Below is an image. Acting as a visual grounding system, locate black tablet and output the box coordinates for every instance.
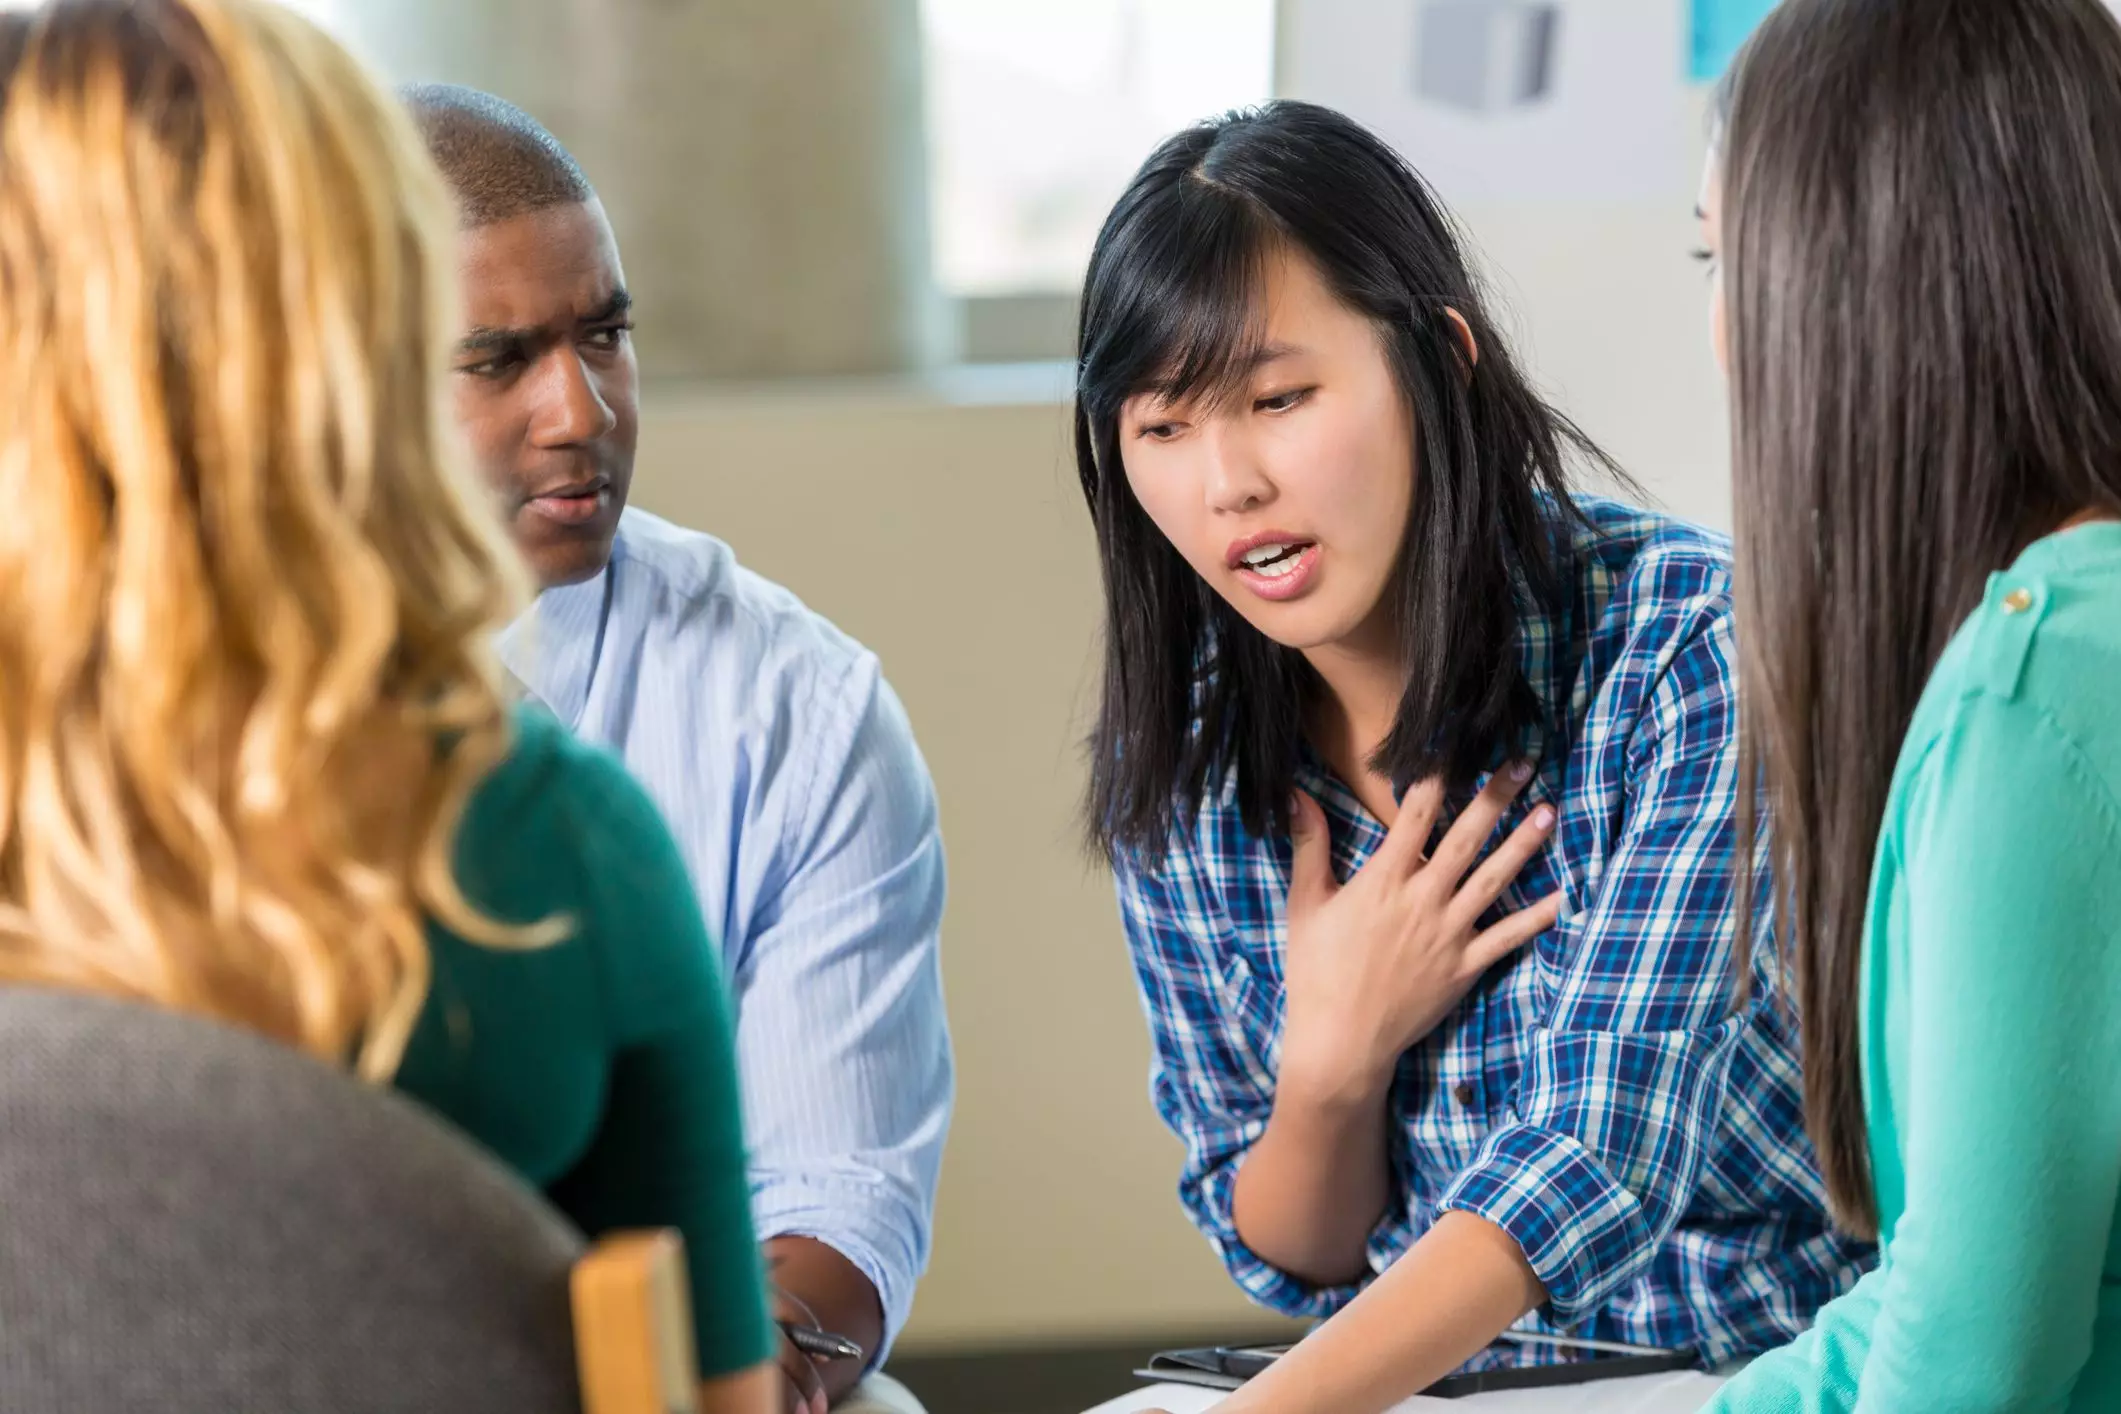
[1138,1335,1697,1399]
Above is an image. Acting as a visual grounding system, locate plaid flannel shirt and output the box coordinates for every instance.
[1117,497,1872,1365]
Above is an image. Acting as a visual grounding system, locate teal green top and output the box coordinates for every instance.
[392,707,774,1380]
[1713,522,2121,1412]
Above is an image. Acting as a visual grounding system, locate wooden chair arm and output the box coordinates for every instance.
[572,1230,699,1414]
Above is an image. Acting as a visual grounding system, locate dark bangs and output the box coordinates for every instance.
[1077,170,1282,435]
[1075,101,1617,865]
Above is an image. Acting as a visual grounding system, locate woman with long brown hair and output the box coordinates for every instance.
[1702,0,2121,1406]
[0,2,774,1405]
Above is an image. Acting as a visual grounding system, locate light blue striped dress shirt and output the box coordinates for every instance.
[499,508,952,1358]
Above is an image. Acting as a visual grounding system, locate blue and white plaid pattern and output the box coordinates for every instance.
[1117,497,1872,1365]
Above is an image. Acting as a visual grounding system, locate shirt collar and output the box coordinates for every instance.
[496,529,623,730]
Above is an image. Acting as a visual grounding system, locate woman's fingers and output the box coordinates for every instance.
[1377,774,1447,873]
[1450,802,1556,930]
[1467,891,1564,974]
[1425,762,1535,884]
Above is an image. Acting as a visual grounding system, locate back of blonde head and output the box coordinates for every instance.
[0,0,540,1080]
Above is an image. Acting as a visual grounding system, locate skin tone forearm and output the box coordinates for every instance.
[1213,1213,1546,1414]
[1230,1067,1395,1286]
[763,1236,885,1413]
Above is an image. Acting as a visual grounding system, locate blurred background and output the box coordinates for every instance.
[138,0,1770,1406]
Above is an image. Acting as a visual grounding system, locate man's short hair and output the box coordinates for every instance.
[399,83,593,226]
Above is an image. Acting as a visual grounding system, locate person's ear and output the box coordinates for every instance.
[1443,307,1480,371]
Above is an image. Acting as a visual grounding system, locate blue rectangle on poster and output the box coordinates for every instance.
[1690,0,1779,83]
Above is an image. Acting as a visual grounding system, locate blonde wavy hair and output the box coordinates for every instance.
[0,0,550,1081]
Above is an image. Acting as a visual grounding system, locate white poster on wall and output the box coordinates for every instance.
[1277,0,1691,206]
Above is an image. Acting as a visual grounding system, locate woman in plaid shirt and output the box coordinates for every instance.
[1071,101,1870,1411]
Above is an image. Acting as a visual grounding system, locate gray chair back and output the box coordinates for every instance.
[0,987,590,1413]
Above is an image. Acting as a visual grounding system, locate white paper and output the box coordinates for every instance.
[1083,1370,1727,1414]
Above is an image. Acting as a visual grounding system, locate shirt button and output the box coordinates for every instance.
[1452,1082,1478,1107]
[2003,587,2034,614]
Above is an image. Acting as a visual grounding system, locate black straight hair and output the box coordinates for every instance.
[1721,0,2121,1237]
[1075,100,1625,864]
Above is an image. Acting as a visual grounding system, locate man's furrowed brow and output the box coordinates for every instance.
[457,290,631,355]
[456,326,532,357]
[583,288,633,324]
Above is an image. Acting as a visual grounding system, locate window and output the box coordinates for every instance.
[16,0,1276,367]
[921,0,1277,302]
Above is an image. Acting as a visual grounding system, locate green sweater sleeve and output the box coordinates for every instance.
[543,748,777,1381]
[1715,693,2121,1413]
[1708,1264,1880,1411]
[1859,697,2121,1410]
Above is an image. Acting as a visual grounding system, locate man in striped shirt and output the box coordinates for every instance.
[408,87,950,1414]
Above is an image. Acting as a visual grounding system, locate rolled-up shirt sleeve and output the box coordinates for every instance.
[1436,608,1755,1323]
[1119,852,1401,1319]
[733,657,951,1364]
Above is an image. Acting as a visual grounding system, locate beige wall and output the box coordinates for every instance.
[624,95,1729,1355]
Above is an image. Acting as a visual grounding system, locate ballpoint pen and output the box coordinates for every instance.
[783,1323,865,1363]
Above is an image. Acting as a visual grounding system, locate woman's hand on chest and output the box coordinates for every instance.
[1275,764,1563,1109]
